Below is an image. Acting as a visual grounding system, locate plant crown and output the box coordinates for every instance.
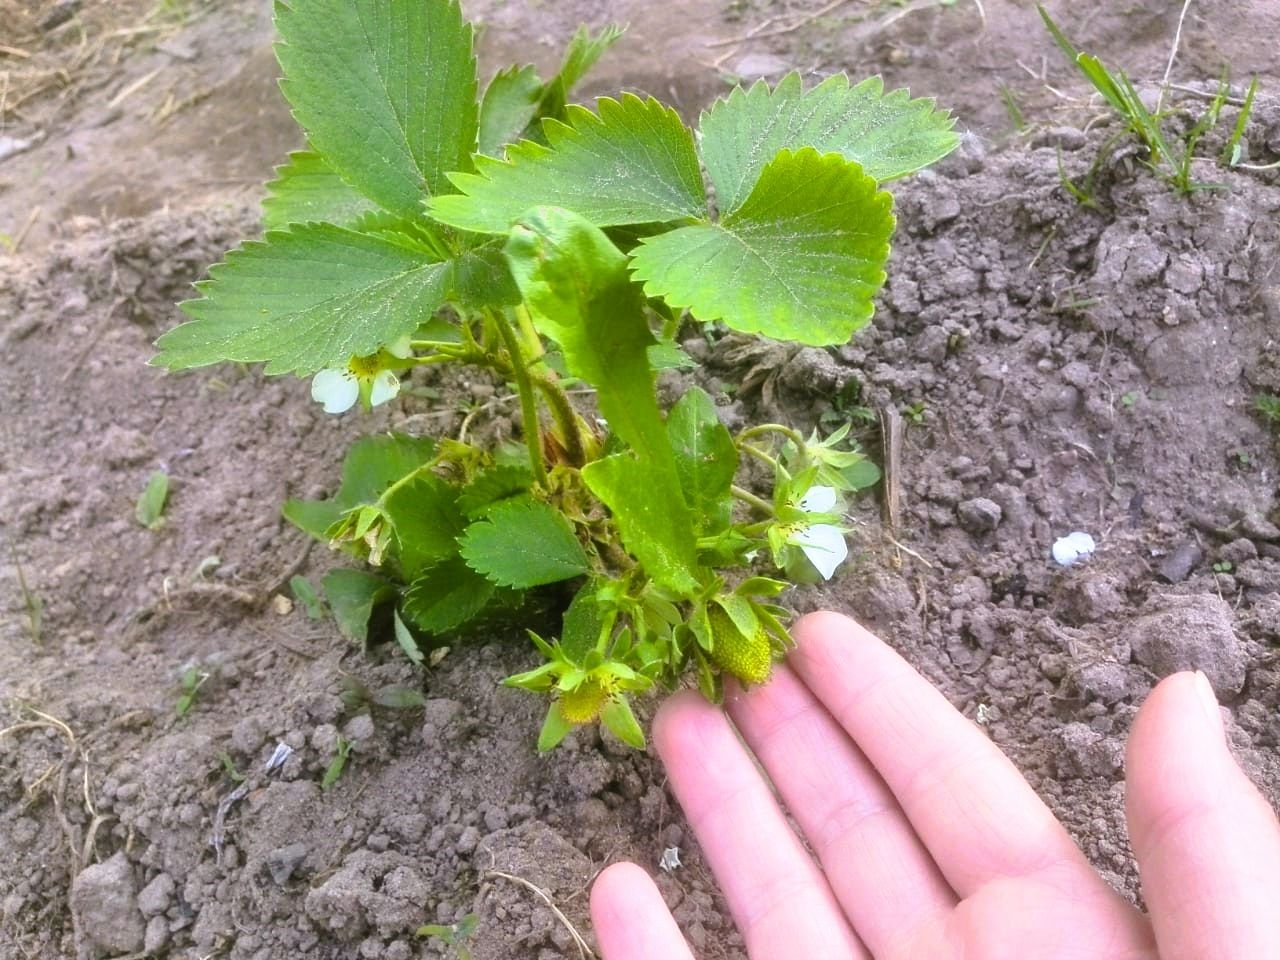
[153,0,957,750]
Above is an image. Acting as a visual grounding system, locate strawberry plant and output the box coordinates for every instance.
[152,0,957,750]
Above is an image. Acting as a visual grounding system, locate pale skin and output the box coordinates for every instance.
[590,611,1280,960]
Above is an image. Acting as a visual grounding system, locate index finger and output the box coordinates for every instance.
[788,612,1095,897]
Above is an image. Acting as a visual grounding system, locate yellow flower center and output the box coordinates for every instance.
[347,352,383,379]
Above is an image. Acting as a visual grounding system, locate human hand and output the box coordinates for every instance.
[590,611,1280,959]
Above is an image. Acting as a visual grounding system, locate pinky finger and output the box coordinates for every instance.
[591,862,696,960]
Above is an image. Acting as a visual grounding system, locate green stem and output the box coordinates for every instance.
[736,423,807,449]
[534,375,587,467]
[731,485,774,516]
[492,308,548,489]
[738,442,781,471]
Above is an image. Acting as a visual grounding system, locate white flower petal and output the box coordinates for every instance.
[386,335,413,359]
[799,485,837,513]
[369,370,401,407]
[794,523,848,580]
[311,369,359,413]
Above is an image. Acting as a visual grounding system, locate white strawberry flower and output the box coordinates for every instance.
[790,485,849,580]
[311,336,413,414]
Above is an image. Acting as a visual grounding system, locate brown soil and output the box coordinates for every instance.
[3,1,1280,958]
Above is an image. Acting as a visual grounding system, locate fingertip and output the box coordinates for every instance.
[590,862,694,960]
[590,861,650,919]
[653,688,721,760]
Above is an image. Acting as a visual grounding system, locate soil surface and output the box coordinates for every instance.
[3,1,1280,959]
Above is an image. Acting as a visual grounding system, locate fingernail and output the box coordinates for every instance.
[1192,670,1224,737]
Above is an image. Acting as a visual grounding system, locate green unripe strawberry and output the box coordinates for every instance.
[707,606,773,687]
[560,678,608,724]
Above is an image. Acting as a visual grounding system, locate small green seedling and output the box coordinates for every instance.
[903,401,928,425]
[135,470,170,530]
[152,0,957,750]
[175,666,208,717]
[340,675,426,712]
[218,751,246,783]
[290,574,327,619]
[321,735,353,791]
[1213,560,1234,574]
[418,914,479,960]
[1039,6,1257,195]
[1120,391,1139,408]
[10,542,42,645]
[1254,393,1280,425]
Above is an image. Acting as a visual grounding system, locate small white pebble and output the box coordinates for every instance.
[1052,531,1096,566]
[659,847,682,873]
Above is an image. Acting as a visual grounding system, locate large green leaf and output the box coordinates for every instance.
[630,148,894,346]
[582,455,699,594]
[430,94,706,233]
[504,207,667,462]
[154,224,458,375]
[262,151,377,230]
[699,73,959,213]
[274,0,478,220]
[458,497,591,588]
[666,387,738,535]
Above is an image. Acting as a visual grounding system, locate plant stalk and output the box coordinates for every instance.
[534,375,588,467]
[730,485,774,516]
[492,309,549,488]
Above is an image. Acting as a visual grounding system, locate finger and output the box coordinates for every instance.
[590,862,696,960]
[727,664,957,957]
[789,612,1100,897]
[655,690,867,959]
[1127,671,1280,960]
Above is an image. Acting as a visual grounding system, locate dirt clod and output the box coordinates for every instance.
[1129,595,1248,698]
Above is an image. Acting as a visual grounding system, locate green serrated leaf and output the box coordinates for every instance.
[667,387,737,535]
[631,148,894,346]
[154,224,454,375]
[274,0,478,219]
[457,463,534,518]
[393,609,425,665]
[477,26,623,156]
[401,558,496,634]
[699,73,959,213]
[431,94,706,233]
[582,455,699,594]
[458,497,591,588]
[479,64,544,156]
[262,150,378,229]
[323,569,395,643]
[135,470,170,530]
[381,472,466,580]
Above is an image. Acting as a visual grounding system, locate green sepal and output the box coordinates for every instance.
[537,702,575,752]
[560,581,606,663]
[600,697,646,750]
